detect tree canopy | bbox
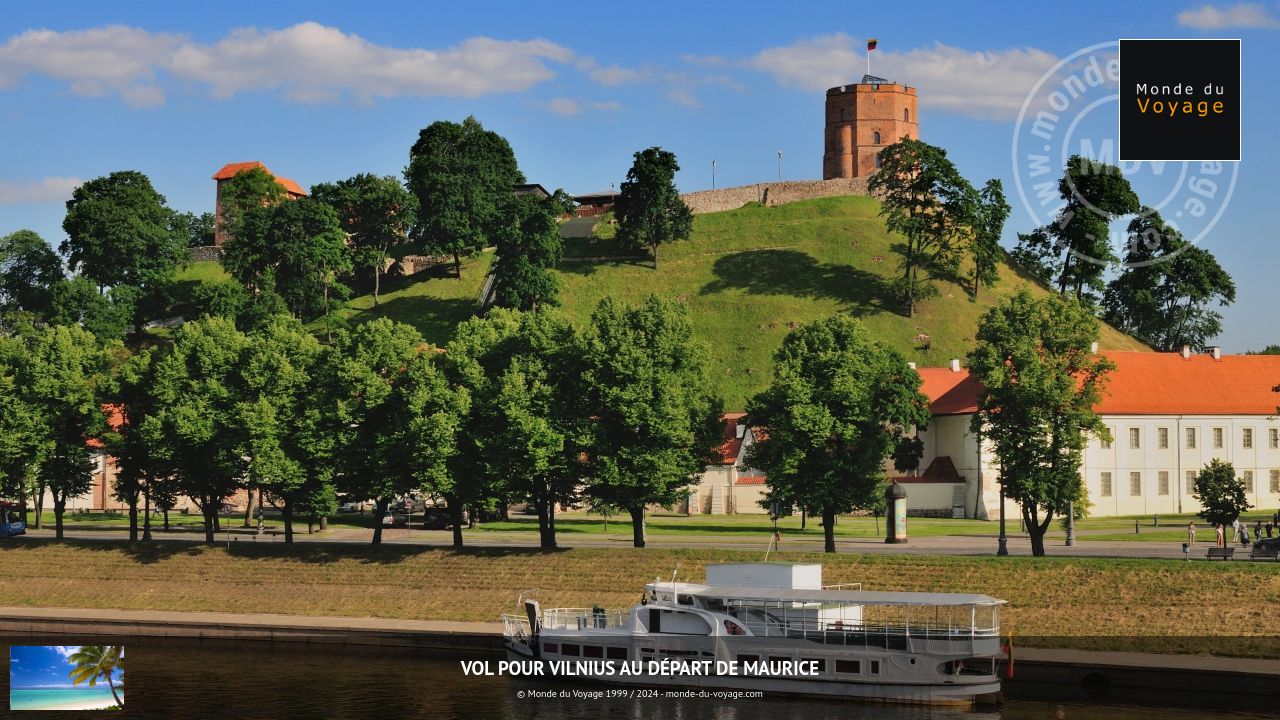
[311,173,418,307]
[0,229,63,320]
[491,193,564,311]
[1193,459,1250,528]
[405,116,524,279]
[746,316,930,552]
[968,290,1113,556]
[614,147,693,270]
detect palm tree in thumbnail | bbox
[68,645,124,707]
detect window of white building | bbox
[1101,430,1113,450]
[1243,428,1253,449]
[1129,428,1141,449]
[1158,471,1169,495]
[1186,427,1197,449]
[1158,427,1169,449]
[1243,470,1254,493]
[1271,469,1280,494]
[1186,470,1197,491]
[1213,427,1224,449]
[1129,471,1141,496]
[1100,472,1112,497]
[1271,428,1279,449]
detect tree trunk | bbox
[282,496,294,544]
[202,499,216,544]
[372,497,389,545]
[243,486,254,527]
[106,673,122,707]
[53,495,66,540]
[1025,507,1052,557]
[822,506,836,553]
[163,508,170,532]
[142,491,152,542]
[319,515,328,532]
[629,505,646,548]
[453,250,463,279]
[127,494,139,542]
[652,243,659,270]
[33,483,45,529]
[447,494,464,549]
[536,499,556,550]
[373,257,382,307]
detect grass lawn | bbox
[1,541,1277,656]
[168,260,231,316]
[552,197,1147,408]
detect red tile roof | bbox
[86,404,125,450]
[736,475,766,485]
[212,161,307,197]
[718,412,747,464]
[914,351,1280,417]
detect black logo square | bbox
[1119,39,1240,161]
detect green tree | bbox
[60,171,188,335]
[968,290,1113,556]
[217,166,288,245]
[405,116,524,279]
[322,318,430,544]
[223,198,352,330]
[745,316,930,553]
[1193,459,1250,528]
[491,194,564,310]
[0,229,64,319]
[49,277,136,342]
[171,211,216,248]
[1248,345,1280,355]
[311,173,418,307]
[614,147,693,270]
[105,349,169,542]
[147,317,250,543]
[67,645,124,708]
[0,333,46,525]
[188,278,250,323]
[868,139,976,316]
[1102,210,1235,351]
[15,325,111,539]
[580,296,722,547]
[445,309,585,549]
[971,179,1011,300]
[236,315,328,543]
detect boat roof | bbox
[686,585,1005,607]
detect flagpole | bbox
[867,47,871,78]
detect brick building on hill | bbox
[823,75,919,179]
[212,161,307,245]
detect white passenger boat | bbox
[502,562,1006,706]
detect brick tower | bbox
[823,75,919,179]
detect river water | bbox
[1,640,1272,720]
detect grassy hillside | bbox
[174,196,1146,407]
[557,196,1145,408]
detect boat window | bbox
[723,619,745,635]
[870,660,881,675]
[606,647,627,660]
[678,595,695,606]
[542,642,558,654]
[835,660,861,674]
[583,645,603,658]
[561,643,580,657]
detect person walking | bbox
[1241,523,1251,546]
[1255,520,1263,543]
[1216,523,1225,548]
[1267,521,1274,539]
[1187,522,1196,546]
[1232,518,1241,544]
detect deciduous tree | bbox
[491,194,564,310]
[614,147,693,270]
[405,116,524,279]
[0,230,63,320]
[1193,459,1250,528]
[311,174,418,307]
[968,290,1113,556]
[580,296,722,547]
[971,179,1011,300]
[746,316,930,552]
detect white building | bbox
[694,350,1280,519]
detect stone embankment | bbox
[681,177,872,215]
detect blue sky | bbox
[9,646,123,688]
[1,1,1276,350]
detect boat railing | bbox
[502,614,532,643]
[739,617,999,647]
[821,582,863,591]
[541,607,630,631]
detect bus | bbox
[1,500,26,538]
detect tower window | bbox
[875,152,883,169]
[904,108,909,122]
[873,131,881,145]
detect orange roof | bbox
[914,351,1280,417]
[212,161,307,197]
[86,404,126,450]
[717,412,747,464]
[736,475,766,485]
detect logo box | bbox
[1119,39,1241,162]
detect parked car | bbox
[1250,536,1280,560]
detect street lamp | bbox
[997,479,1008,556]
[1066,500,1076,546]
[776,150,783,181]
[712,159,717,189]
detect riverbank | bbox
[2,540,1278,656]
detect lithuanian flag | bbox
[867,38,878,52]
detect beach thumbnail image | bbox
[9,646,124,711]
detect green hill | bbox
[177,195,1147,409]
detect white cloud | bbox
[588,64,652,86]
[537,97,622,116]
[747,34,1059,121]
[0,22,578,105]
[0,176,83,205]
[51,646,80,659]
[679,53,731,68]
[1177,3,1280,28]
[0,25,181,106]
[665,87,700,108]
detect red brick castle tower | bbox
[823,75,919,179]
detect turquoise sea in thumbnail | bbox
[10,686,121,711]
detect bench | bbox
[1206,547,1235,560]
[1249,545,1279,561]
